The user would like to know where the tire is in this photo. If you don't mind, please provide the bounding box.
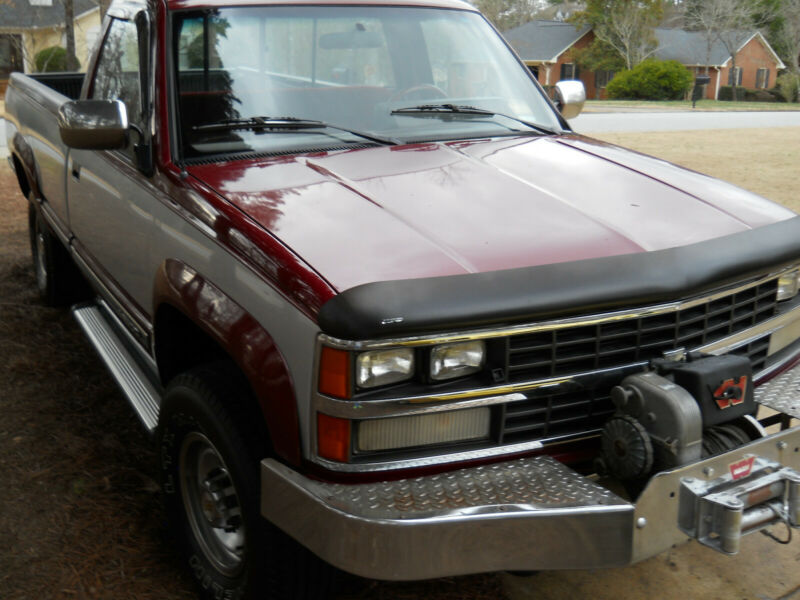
[158,363,334,600]
[28,198,89,306]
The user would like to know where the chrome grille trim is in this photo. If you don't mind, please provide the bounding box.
[319,267,795,351]
[311,276,800,472]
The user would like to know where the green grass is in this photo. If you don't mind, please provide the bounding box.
[585,99,800,112]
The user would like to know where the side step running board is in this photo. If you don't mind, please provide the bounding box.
[73,304,162,432]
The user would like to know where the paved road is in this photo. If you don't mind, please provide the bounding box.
[570,110,800,133]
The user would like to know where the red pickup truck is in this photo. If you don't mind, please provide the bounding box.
[6,0,800,598]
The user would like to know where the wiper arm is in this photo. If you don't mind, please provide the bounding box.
[391,104,561,136]
[392,104,495,115]
[193,116,398,145]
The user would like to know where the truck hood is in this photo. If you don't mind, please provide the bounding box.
[188,135,794,292]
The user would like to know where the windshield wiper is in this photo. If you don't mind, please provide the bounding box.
[390,104,561,136]
[193,116,398,146]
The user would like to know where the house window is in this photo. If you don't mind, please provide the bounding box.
[560,62,579,80]
[755,68,770,89]
[727,67,742,86]
[528,65,539,80]
[595,70,615,88]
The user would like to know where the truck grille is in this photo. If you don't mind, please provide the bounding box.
[507,279,778,381]
[500,279,778,445]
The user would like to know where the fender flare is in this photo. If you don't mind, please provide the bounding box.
[10,132,42,201]
[153,259,302,466]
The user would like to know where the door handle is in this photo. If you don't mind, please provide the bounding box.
[71,163,81,181]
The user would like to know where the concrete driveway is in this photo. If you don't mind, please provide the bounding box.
[570,110,800,133]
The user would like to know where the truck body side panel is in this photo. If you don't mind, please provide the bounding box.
[6,74,72,229]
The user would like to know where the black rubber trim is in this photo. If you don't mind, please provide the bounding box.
[318,216,800,340]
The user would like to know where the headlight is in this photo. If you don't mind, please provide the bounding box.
[356,348,414,388]
[777,268,800,301]
[430,341,485,381]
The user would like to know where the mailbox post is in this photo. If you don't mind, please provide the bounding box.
[692,74,711,108]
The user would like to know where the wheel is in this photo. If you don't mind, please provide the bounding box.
[158,363,334,600]
[28,197,89,306]
[390,83,448,102]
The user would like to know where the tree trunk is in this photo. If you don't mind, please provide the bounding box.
[730,56,737,101]
[64,0,79,71]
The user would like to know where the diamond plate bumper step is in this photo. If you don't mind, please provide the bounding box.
[755,366,800,419]
[262,455,634,580]
[306,455,622,519]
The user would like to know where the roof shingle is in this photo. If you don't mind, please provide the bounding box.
[503,20,591,63]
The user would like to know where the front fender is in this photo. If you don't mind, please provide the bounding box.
[153,258,302,466]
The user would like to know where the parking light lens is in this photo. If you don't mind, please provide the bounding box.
[356,348,414,389]
[319,346,351,398]
[317,413,351,462]
[430,341,485,381]
[357,407,490,452]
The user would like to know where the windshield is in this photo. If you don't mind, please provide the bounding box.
[172,6,562,159]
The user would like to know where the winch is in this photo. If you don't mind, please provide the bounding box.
[599,353,758,481]
[599,352,800,555]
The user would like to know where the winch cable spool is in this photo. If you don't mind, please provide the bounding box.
[702,422,753,457]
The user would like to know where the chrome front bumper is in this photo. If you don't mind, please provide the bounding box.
[261,367,800,581]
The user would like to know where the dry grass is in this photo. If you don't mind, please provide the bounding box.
[594,128,800,214]
[586,99,800,112]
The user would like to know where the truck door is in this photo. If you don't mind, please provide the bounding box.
[67,15,156,330]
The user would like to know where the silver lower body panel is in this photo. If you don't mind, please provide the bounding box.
[261,364,800,581]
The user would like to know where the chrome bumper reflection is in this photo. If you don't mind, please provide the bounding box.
[260,428,800,580]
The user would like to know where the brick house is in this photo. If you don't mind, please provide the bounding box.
[502,21,606,98]
[654,29,785,99]
[503,21,785,100]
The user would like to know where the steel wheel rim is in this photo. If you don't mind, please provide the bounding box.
[34,224,47,291]
[179,432,246,576]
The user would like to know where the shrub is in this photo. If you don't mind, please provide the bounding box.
[768,88,787,102]
[718,86,777,102]
[775,72,800,103]
[606,59,693,100]
[34,46,68,72]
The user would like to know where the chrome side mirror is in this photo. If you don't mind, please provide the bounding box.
[58,99,129,150]
[554,80,586,120]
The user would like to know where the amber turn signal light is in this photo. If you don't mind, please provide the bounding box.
[317,413,351,462]
[318,346,351,399]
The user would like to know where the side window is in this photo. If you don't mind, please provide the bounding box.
[90,18,141,157]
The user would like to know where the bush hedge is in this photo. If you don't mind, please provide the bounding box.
[775,72,800,103]
[717,85,780,102]
[606,59,693,100]
[34,46,68,72]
